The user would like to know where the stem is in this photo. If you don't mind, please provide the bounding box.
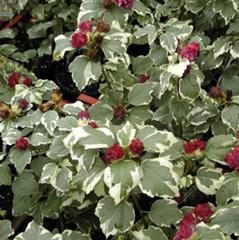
[102,67,112,89]
[131,194,147,226]
[217,56,233,87]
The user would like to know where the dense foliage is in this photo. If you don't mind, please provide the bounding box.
[1,0,239,239]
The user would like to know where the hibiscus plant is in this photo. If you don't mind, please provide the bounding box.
[1,0,239,240]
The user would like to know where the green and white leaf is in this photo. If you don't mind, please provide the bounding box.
[69,55,102,91]
[211,207,239,235]
[149,199,183,227]
[41,110,59,136]
[57,116,79,131]
[128,82,154,106]
[0,165,11,185]
[160,32,178,54]
[62,101,85,116]
[95,196,135,238]
[10,149,32,174]
[29,133,50,146]
[104,160,141,204]
[0,220,14,240]
[116,121,136,146]
[196,167,223,195]
[139,158,179,198]
[54,34,73,59]
[133,226,168,240]
[222,104,239,133]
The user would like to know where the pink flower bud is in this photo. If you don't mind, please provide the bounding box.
[79,20,93,33]
[8,72,21,88]
[70,31,88,48]
[15,137,29,150]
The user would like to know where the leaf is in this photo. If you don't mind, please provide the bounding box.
[196,167,223,195]
[29,133,50,146]
[69,55,102,91]
[128,82,154,106]
[64,126,115,149]
[104,160,141,204]
[41,110,59,136]
[54,34,73,59]
[222,105,239,133]
[205,135,236,164]
[62,101,85,115]
[47,135,70,159]
[160,32,178,54]
[10,149,32,174]
[95,196,135,238]
[70,144,96,171]
[179,73,201,99]
[185,0,207,13]
[211,207,239,235]
[149,199,183,227]
[83,158,105,194]
[136,125,178,153]
[89,102,113,124]
[12,172,39,216]
[134,25,157,44]
[27,22,54,39]
[169,97,189,122]
[139,158,179,198]
[230,40,239,59]
[216,172,239,205]
[167,60,189,78]
[0,220,14,240]
[116,121,136,146]
[133,226,168,240]
[213,38,230,58]
[15,221,54,240]
[0,165,11,185]
[213,0,236,24]
[61,230,90,240]
[57,116,79,131]
[197,222,226,240]
[0,29,16,39]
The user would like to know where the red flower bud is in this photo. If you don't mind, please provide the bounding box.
[180,42,200,61]
[192,203,213,223]
[209,86,223,98]
[8,72,21,88]
[96,21,110,33]
[224,145,239,170]
[70,31,88,48]
[138,74,150,83]
[129,138,144,156]
[18,99,29,109]
[114,0,134,8]
[15,137,29,150]
[78,110,90,119]
[88,121,98,128]
[23,78,32,87]
[173,213,196,240]
[183,140,206,155]
[113,104,126,120]
[79,20,93,33]
[104,144,124,162]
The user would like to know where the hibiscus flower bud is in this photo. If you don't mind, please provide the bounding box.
[138,74,150,83]
[0,103,11,119]
[183,140,206,155]
[23,77,32,87]
[129,138,144,156]
[15,137,29,150]
[88,121,98,128]
[79,20,93,33]
[102,0,114,8]
[18,99,29,109]
[173,213,196,240]
[96,21,110,33]
[192,203,213,223]
[104,144,124,162]
[113,104,126,120]
[114,0,134,8]
[8,72,21,88]
[70,31,88,48]
[51,89,62,104]
[224,145,239,170]
[180,42,200,61]
[78,110,90,119]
